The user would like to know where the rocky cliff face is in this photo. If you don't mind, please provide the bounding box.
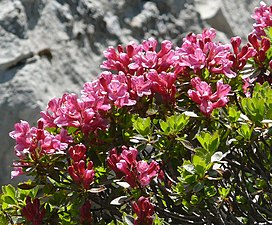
[0,0,268,185]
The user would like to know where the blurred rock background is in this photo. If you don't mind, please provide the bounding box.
[0,0,268,186]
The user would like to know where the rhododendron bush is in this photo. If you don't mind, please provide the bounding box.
[1,2,272,224]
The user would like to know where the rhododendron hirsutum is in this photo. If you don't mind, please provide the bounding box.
[188,77,231,116]
[175,28,236,78]
[132,197,154,225]
[252,1,272,38]
[22,197,46,225]
[107,146,159,188]
[5,2,272,224]
[68,160,95,189]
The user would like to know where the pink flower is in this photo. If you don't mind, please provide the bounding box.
[40,97,62,128]
[107,148,123,177]
[117,159,138,188]
[99,71,136,107]
[80,201,92,224]
[248,33,271,68]
[187,48,206,69]
[9,120,73,178]
[81,80,111,111]
[107,146,159,188]
[175,28,236,78]
[9,120,36,155]
[41,93,108,134]
[189,77,212,103]
[101,42,143,76]
[11,162,24,179]
[252,1,272,39]
[68,144,87,162]
[68,160,95,189]
[40,128,73,155]
[9,120,73,157]
[242,77,255,98]
[130,75,152,98]
[101,38,175,77]
[53,94,89,127]
[188,77,231,116]
[119,147,138,164]
[22,197,46,225]
[132,197,154,225]
[247,32,272,83]
[146,69,177,103]
[229,36,257,72]
[137,161,159,186]
[157,40,173,58]
[140,51,158,68]
[142,37,157,51]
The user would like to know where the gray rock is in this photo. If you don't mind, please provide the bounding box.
[0,0,268,186]
[195,0,270,41]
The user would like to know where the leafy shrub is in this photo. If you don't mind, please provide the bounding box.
[1,2,272,225]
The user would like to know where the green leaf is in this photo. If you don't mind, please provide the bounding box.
[196,132,209,150]
[196,131,220,153]
[153,214,169,225]
[219,187,231,198]
[18,180,37,190]
[159,120,169,133]
[183,111,199,118]
[0,211,8,225]
[236,195,246,204]
[255,178,267,189]
[133,117,151,136]
[241,97,265,123]
[209,131,220,153]
[159,114,189,135]
[228,107,240,123]
[3,185,15,200]
[110,196,128,205]
[237,124,252,140]
[193,182,204,192]
[183,162,195,174]
[177,138,195,151]
[124,215,134,225]
[265,27,272,41]
[190,194,200,205]
[184,174,197,184]
[2,196,16,205]
[192,155,207,177]
[204,186,217,198]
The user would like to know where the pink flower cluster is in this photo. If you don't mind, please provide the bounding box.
[188,77,231,116]
[101,38,174,75]
[175,28,236,78]
[9,120,72,157]
[229,36,257,72]
[98,38,177,103]
[40,93,107,135]
[9,120,73,178]
[248,33,271,70]
[68,144,95,189]
[107,146,159,188]
[22,197,46,225]
[252,1,272,39]
[132,197,154,225]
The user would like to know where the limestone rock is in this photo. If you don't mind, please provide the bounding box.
[195,0,270,40]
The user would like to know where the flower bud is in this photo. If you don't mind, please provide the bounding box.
[231,36,242,55]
